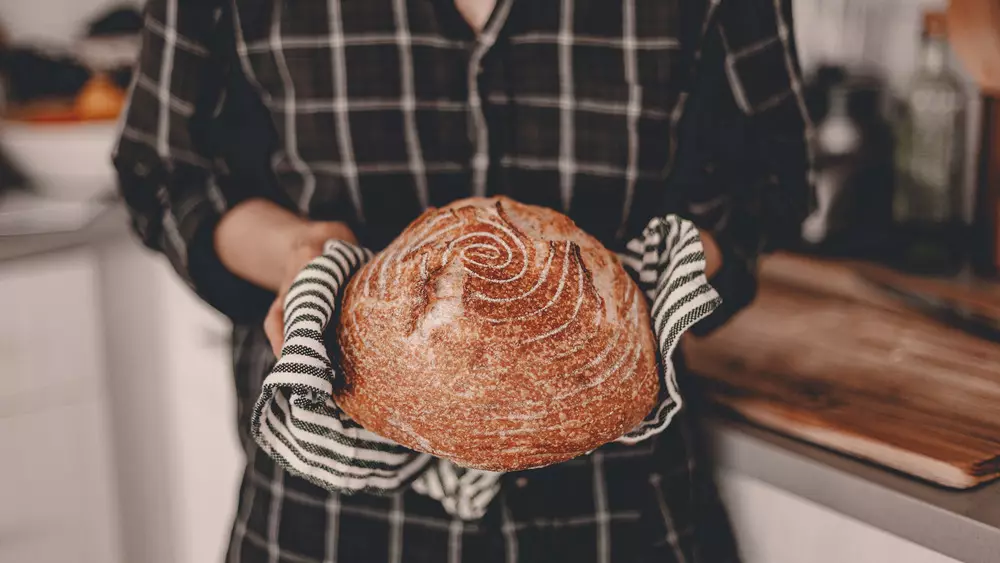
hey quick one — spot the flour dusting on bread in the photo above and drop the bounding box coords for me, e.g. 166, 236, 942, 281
336, 196, 658, 471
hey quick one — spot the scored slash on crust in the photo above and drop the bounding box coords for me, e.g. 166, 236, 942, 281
335, 197, 660, 471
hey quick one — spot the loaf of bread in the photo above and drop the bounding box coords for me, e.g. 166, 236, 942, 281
336, 197, 658, 471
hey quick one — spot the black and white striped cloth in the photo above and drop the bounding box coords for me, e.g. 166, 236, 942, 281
251, 213, 720, 520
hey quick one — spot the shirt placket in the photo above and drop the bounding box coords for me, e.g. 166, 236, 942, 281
466, 0, 516, 197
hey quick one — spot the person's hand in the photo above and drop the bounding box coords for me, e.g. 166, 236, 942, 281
214, 198, 357, 357
697, 228, 723, 279
262, 221, 357, 357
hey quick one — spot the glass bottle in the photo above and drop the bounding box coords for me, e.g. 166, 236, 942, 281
893, 11, 967, 275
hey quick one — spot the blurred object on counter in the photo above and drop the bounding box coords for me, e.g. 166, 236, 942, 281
685, 252, 1000, 489
73, 74, 126, 121
803, 64, 848, 121
802, 72, 895, 259
892, 10, 968, 276
0, 5, 140, 123
0, 120, 119, 201
947, 0, 1000, 277
0, 4, 140, 202
77, 5, 141, 85
0, 47, 91, 107
86, 5, 143, 36
2, 72, 126, 124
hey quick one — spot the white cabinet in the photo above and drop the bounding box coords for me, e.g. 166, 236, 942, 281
159, 255, 244, 563
98, 239, 243, 563
0, 252, 121, 563
717, 470, 960, 563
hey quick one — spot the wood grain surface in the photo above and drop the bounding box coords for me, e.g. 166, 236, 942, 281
685, 253, 1000, 488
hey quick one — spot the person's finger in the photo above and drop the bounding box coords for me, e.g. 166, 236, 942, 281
264, 297, 284, 358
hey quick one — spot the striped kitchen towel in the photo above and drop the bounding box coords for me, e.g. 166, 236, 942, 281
250, 214, 721, 520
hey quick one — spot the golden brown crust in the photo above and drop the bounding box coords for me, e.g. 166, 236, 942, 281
336, 196, 658, 471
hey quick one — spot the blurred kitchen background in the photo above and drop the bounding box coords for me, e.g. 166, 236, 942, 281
1, 1, 998, 562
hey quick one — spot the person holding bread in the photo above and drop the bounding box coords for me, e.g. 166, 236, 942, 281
113, 0, 813, 561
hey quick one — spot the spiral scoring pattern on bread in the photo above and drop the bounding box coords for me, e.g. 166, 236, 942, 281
336, 197, 658, 471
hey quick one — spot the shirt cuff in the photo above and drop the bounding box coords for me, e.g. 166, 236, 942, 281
187, 215, 276, 324
689, 234, 758, 336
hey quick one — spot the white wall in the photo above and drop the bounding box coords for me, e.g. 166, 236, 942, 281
794, 0, 950, 90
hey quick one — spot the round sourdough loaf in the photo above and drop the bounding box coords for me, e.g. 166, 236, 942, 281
335, 196, 658, 471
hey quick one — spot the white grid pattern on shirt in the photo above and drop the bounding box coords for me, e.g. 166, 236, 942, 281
618, 0, 642, 237
508, 33, 680, 49
650, 472, 689, 563
136, 74, 196, 116
119, 0, 815, 295
499, 156, 664, 180
486, 92, 671, 119
120, 126, 212, 167
500, 497, 519, 563
155, 0, 178, 158
718, 26, 791, 116
323, 494, 341, 563
267, 466, 286, 563
281, 160, 466, 176
392, 0, 430, 209
664, 0, 720, 187
228, 471, 257, 563
466, 0, 515, 197
144, 13, 211, 57
557, 0, 576, 212
243, 34, 470, 53
592, 451, 611, 563
389, 495, 405, 563
327, 0, 365, 220
448, 517, 464, 563
269, 1, 318, 214
467, 0, 514, 196
261, 92, 677, 120
153, 0, 189, 266
771, 0, 817, 188
263, 97, 469, 114
728, 34, 780, 61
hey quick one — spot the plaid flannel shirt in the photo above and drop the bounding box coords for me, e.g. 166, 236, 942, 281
113, 0, 813, 561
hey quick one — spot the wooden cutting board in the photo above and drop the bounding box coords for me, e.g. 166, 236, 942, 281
684, 253, 1000, 489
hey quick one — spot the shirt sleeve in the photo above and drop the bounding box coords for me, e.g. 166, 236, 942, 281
669, 0, 815, 335
112, 0, 275, 323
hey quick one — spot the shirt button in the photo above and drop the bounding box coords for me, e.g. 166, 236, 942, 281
515, 477, 528, 488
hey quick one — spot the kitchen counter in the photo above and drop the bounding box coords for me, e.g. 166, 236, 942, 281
710, 420, 1000, 563
0, 201, 129, 262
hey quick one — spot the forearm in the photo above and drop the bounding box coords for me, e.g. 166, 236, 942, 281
215, 198, 356, 292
